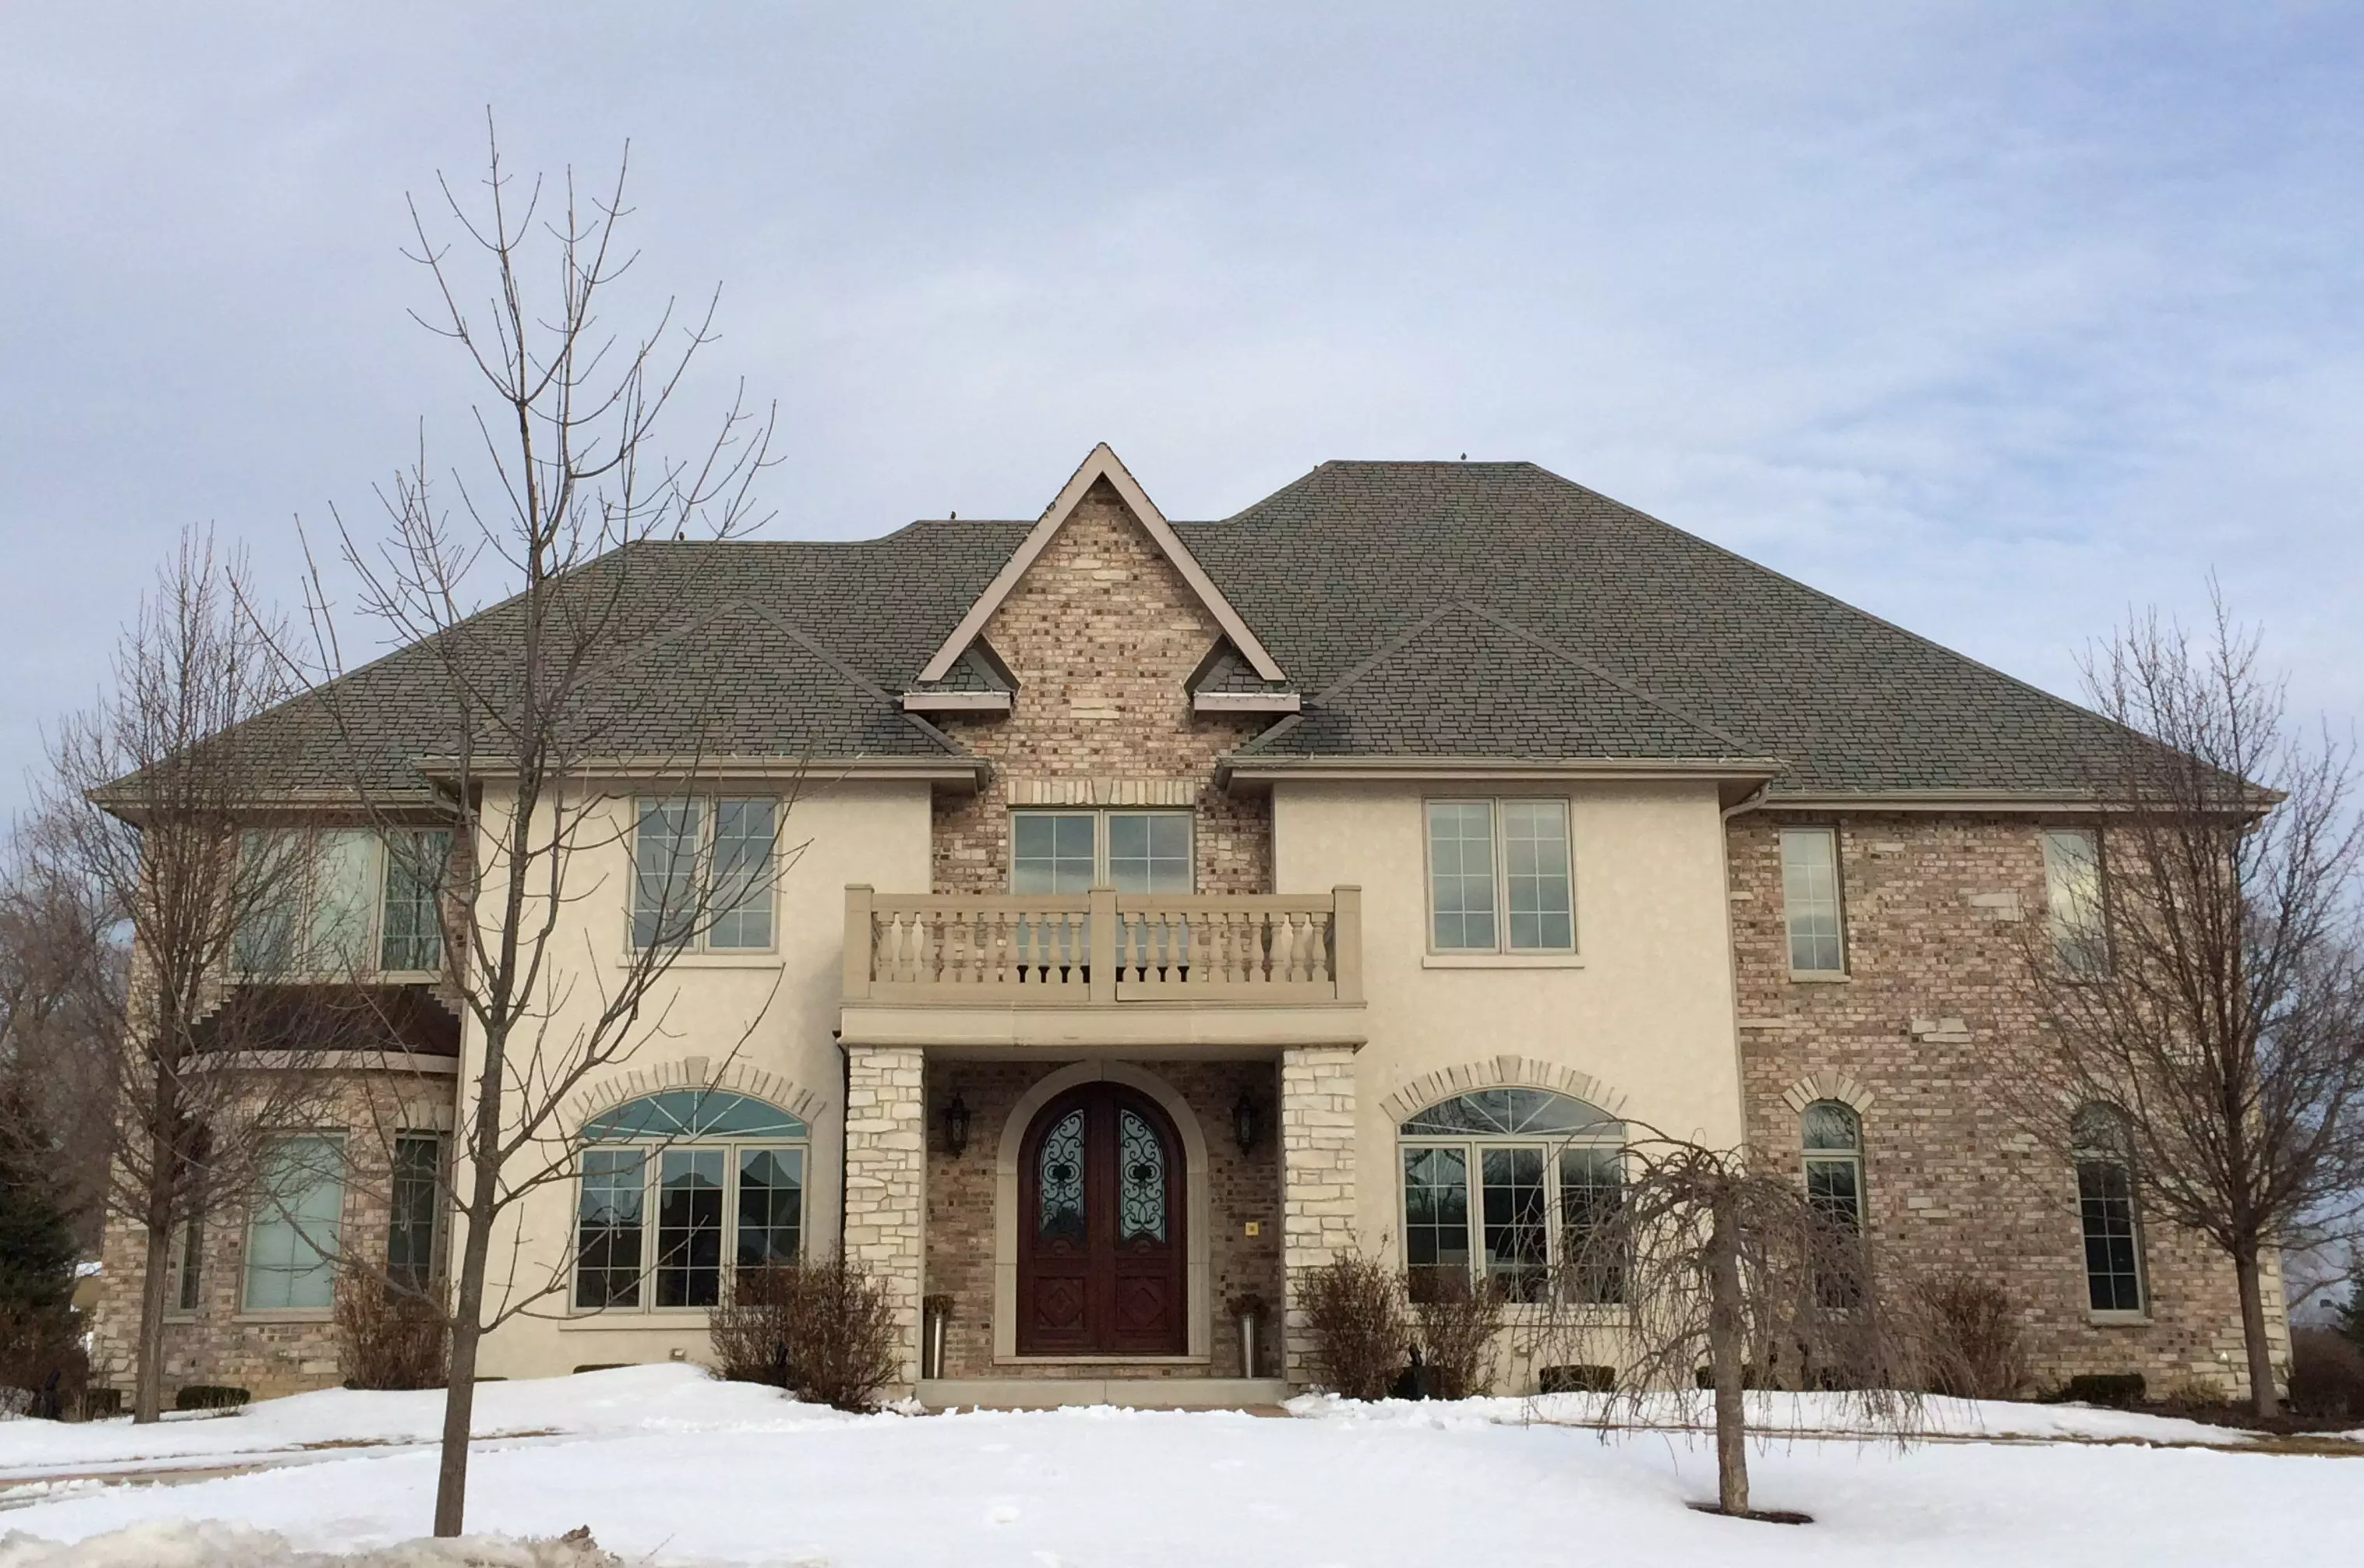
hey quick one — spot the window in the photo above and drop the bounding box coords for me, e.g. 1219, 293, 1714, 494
1802, 1101, 1865, 1231
632, 798, 778, 951
1780, 827, 1845, 974
386, 1134, 444, 1292
573, 1090, 808, 1312
2042, 829, 2109, 976
2074, 1105, 2146, 1315
235, 828, 453, 977
1010, 811, 1193, 893
1397, 1088, 1622, 1303
1425, 800, 1574, 954
244, 1135, 345, 1312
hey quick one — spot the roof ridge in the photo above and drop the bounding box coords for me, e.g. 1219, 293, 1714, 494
1451, 601, 1754, 752
734, 600, 969, 756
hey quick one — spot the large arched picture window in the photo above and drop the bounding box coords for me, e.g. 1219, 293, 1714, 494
573, 1090, 809, 1312
1397, 1087, 1623, 1303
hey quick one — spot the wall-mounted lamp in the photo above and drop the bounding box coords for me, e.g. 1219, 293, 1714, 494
943, 1092, 972, 1158
1233, 1089, 1262, 1154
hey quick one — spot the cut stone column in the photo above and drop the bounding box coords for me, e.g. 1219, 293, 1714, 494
1280, 1043, 1359, 1390
843, 1043, 927, 1394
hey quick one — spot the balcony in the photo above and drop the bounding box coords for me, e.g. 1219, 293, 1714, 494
838, 886, 1365, 1053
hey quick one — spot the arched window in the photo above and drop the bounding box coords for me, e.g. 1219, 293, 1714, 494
574, 1090, 809, 1313
1801, 1101, 1865, 1231
1397, 1088, 1623, 1304
2073, 1104, 2146, 1315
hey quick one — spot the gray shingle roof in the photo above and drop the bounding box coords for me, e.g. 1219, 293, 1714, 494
239, 461, 2125, 798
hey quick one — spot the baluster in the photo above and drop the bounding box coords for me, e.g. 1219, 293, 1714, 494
1281, 911, 1305, 984
1312, 910, 1333, 982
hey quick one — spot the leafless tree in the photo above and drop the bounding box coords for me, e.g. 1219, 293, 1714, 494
2012, 594, 2364, 1418
285, 120, 794, 1536
1524, 1130, 1922, 1520
47, 529, 339, 1423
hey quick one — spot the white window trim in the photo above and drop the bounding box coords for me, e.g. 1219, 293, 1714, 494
1395, 1129, 1624, 1309
2073, 1130, 2150, 1323
569, 1135, 809, 1316
1422, 797, 1578, 957
1006, 808, 1196, 893
1800, 1101, 1867, 1231
628, 796, 783, 957
1779, 825, 1848, 979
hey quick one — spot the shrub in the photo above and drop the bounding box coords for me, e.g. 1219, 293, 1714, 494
333, 1271, 448, 1391
2288, 1327, 2364, 1421
1406, 1266, 1503, 1400
1911, 1273, 2030, 1401
0, 1302, 86, 1419
174, 1384, 249, 1411
709, 1256, 900, 1412
1538, 1364, 1615, 1394
2062, 1372, 2145, 1408
1298, 1254, 1407, 1401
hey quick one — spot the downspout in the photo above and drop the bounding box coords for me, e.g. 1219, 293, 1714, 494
833, 1030, 848, 1258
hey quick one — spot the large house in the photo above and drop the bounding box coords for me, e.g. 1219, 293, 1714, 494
92, 446, 2287, 1406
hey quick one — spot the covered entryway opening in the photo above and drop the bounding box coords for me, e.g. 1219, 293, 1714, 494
1017, 1082, 1187, 1356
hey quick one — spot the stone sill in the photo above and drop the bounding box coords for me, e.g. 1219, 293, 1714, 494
1422, 953, 1584, 970
231, 1312, 332, 1326
1788, 971, 1851, 983
614, 953, 784, 970
2087, 1311, 2153, 1328
558, 1314, 714, 1331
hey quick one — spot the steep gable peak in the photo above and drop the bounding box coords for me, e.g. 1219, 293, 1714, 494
916, 442, 1288, 686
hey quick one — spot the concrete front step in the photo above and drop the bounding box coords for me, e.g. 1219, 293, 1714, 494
918, 1377, 1291, 1411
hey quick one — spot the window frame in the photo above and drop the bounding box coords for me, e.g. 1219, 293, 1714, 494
241, 1132, 348, 1317
1778, 826, 1848, 978
1800, 1100, 1867, 1231
234, 826, 453, 981
570, 1099, 810, 1316
1422, 797, 1577, 956
1395, 1091, 1624, 1307
1006, 808, 1196, 894
629, 795, 781, 955
2073, 1105, 2149, 1321
2042, 827, 2112, 978
386, 1132, 447, 1294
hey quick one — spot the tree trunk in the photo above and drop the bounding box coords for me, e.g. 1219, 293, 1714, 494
434, 1015, 510, 1537
433, 1294, 482, 1536
2233, 1243, 2281, 1419
132, 1199, 173, 1425
1708, 1193, 1749, 1517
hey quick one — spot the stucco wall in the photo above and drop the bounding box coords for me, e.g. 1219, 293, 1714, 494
464, 777, 932, 1380
1270, 778, 1749, 1260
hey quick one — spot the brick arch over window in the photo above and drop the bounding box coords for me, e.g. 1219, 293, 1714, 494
1778, 1071, 1877, 1118
1378, 1055, 1631, 1128
570, 1058, 831, 1133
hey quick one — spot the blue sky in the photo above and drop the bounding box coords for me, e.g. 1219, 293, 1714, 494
3, 5, 2359, 805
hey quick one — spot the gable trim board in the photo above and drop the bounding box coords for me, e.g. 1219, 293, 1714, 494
915, 443, 1290, 687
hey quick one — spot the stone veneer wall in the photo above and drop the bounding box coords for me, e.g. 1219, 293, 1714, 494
89, 1070, 456, 1402
844, 1045, 927, 1394
927, 478, 1271, 897
924, 1059, 1283, 1379
1280, 1045, 1358, 1388
1728, 811, 2288, 1396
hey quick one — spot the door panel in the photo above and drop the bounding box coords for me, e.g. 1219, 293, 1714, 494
1016, 1085, 1186, 1355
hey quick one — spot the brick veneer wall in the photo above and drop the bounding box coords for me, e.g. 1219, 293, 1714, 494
924, 1059, 1283, 1379
1728, 811, 2287, 1395
89, 1070, 455, 1402
928, 479, 1271, 896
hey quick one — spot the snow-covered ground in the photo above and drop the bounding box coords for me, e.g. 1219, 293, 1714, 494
0, 1366, 2355, 1566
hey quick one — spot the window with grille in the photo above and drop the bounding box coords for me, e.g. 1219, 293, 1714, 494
1424, 800, 1575, 954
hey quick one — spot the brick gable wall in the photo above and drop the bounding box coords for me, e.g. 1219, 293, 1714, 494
1728, 810, 2285, 1395
927, 478, 1273, 895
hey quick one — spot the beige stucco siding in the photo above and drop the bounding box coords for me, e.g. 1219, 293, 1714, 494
1270, 779, 1746, 1258
463, 778, 932, 1379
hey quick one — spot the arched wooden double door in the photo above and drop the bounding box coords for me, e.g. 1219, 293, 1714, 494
1017, 1084, 1187, 1356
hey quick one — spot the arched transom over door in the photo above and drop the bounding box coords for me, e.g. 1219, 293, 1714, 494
1017, 1083, 1187, 1356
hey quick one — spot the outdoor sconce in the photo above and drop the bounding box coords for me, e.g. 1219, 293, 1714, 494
943, 1092, 971, 1158
1233, 1089, 1261, 1154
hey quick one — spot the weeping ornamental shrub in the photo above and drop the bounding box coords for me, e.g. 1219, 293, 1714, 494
710, 1256, 900, 1412
1298, 1254, 1407, 1401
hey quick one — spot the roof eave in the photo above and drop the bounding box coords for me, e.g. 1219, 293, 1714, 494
1216, 753, 1784, 807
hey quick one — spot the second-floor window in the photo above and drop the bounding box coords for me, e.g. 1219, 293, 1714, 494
235, 828, 452, 978
632, 798, 777, 951
1779, 826, 1845, 974
1009, 810, 1193, 893
1425, 799, 1574, 953
2042, 828, 2109, 976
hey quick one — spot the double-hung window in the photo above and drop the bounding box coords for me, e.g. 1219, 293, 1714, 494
573, 1091, 809, 1312
632, 798, 778, 952
234, 828, 453, 977
1425, 800, 1574, 954
1009, 810, 1193, 893
2042, 829, 2109, 977
1397, 1088, 1624, 1304
1780, 827, 1845, 974
2074, 1105, 2147, 1316
244, 1134, 346, 1313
